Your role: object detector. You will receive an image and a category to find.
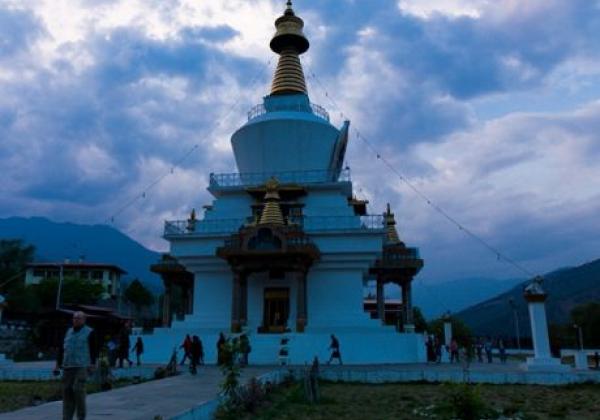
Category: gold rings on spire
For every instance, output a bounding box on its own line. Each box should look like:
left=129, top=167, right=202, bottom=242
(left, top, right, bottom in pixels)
left=269, top=1, right=309, bottom=95
left=259, top=177, right=285, bottom=225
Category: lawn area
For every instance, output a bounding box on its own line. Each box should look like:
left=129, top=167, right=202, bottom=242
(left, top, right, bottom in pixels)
left=0, top=378, right=144, bottom=413
left=248, top=381, right=600, bottom=420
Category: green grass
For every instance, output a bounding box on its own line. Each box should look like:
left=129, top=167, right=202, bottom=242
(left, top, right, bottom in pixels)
left=0, top=378, right=143, bottom=413
left=246, top=382, right=600, bottom=420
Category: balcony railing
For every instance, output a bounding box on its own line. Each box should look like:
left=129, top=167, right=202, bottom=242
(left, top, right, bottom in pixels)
left=247, top=102, right=330, bottom=122
left=209, top=168, right=351, bottom=189
left=164, top=214, right=385, bottom=237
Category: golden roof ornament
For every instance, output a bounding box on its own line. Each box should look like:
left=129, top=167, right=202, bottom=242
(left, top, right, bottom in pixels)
left=259, top=177, right=285, bottom=225
left=384, top=203, right=401, bottom=245
left=269, top=0, right=309, bottom=95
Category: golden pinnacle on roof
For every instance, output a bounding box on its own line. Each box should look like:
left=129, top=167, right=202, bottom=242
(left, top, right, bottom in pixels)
left=384, top=203, right=402, bottom=245
left=269, top=0, right=309, bottom=95
left=259, top=177, right=285, bottom=225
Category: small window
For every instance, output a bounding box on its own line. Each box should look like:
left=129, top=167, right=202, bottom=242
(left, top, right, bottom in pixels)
left=33, top=269, right=45, bottom=277
left=92, top=271, right=103, bottom=280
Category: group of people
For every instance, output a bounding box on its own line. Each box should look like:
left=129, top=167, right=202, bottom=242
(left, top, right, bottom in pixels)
left=216, top=332, right=251, bottom=366
left=105, top=325, right=144, bottom=368
left=425, top=335, right=509, bottom=364
left=179, top=334, right=204, bottom=374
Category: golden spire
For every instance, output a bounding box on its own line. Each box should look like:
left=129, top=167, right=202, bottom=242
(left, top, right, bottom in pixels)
left=384, top=203, right=401, bottom=244
left=259, top=177, right=285, bottom=225
left=269, top=1, right=309, bottom=95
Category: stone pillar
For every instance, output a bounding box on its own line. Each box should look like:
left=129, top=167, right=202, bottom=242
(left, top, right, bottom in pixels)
left=240, top=276, right=248, bottom=326
left=231, top=271, right=243, bottom=333
left=295, top=271, right=307, bottom=332
left=402, top=282, right=415, bottom=332
left=522, top=279, right=567, bottom=371
left=376, top=279, right=385, bottom=325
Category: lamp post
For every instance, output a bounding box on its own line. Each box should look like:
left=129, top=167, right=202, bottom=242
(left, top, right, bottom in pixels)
left=55, top=263, right=64, bottom=310
left=508, top=298, right=521, bottom=350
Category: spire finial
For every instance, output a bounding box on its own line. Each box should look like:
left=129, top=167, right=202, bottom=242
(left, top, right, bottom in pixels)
left=269, top=0, right=309, bottom=95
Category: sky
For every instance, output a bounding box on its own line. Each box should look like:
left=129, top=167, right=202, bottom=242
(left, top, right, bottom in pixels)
left=1, top=0, right=600, bottom=286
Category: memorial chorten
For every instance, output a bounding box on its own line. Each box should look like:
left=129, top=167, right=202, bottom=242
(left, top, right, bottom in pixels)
left=144, top=1, right=425, bottom=364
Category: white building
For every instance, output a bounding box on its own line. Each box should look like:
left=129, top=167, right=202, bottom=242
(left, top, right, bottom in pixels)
left=25, top=262, right=125, bottom=298
left=143, top=2, right=425, bottom=365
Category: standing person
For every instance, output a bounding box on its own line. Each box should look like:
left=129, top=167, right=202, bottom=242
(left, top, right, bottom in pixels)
left=190, top=336, right=202, bottom=375
left=434, top=337, right=442, bottom=363
left=450, top=339, right=459, bottom=363
left=131, top=337, right=144, bottom=366
left=239, top=334, right=251, bottom=366
left=180, top=334, right=192, bottom=366
left=327, top=334, right=343, bottom=365
left=54, top=311, right=97, bottom=420
left=498, top=338, right=507, bottom=364
left=197, top=336, right=204, bottom=365
left=484, top=337, right=493, bottom=363
left=117, top=325, right=132, bottom=368
left=216, top=332, right=226, bottom=365
left=426, top=336, right=435, bottom=363
left=476, top=338, right=484, bottom=363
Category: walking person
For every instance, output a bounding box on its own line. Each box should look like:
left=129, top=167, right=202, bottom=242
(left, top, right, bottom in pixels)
left=190, top=335, right=202, bottom=375
left=54, top=311, right=97, bottom=420
left=327, top=334, right=343, bottom=365
left=180, top=334, right=192, bottom=365
left=239, top=334, right=251, bottom=366
left=484, top=337, right=493, bottom=363
left=117, top=325, right=132, bottom=368
left=450, top=339, right=460, bottom=363
left=498, top=338, right=507, bottom=364
left=131, top=337, right=144, bottom=366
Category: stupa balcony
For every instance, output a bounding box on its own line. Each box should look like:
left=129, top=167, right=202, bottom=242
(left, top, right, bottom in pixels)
left=247, top=101, right=330, bottom=122
left=164, top=214, right=385, bottom=238
left=208, top=168, right=351, bottom=191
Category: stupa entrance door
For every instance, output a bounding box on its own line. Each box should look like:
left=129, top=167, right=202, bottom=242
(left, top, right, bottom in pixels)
left=263, top=287, right=290, bottom=333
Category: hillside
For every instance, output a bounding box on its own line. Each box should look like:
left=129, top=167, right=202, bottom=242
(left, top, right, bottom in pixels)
left=456, top=259, right=600, bottom=337
left=0, top=217, right=163, bottom=291
left=413, top=277, right=523, bottom=319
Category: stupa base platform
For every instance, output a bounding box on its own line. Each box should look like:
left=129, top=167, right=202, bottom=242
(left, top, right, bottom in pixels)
left=140, top=326, right=426, bottom=365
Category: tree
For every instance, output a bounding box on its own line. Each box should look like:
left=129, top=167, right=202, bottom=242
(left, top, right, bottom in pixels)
left=0, top=239, right=35, bottom=292
left=413, top=306, right=428, bottom=333
left=124, top=279, right=154, bottom=320
left=8, top=277, right=104, bottom=314
left=427, top=315, right=473, bottom=346
left=570, top=302, right=600, bottom=348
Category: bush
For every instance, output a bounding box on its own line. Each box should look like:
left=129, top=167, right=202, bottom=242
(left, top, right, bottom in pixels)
left=442, top=383, right=490, bottom=420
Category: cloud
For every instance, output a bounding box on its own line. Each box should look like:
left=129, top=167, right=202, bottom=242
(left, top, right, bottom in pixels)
left=0, top=0, right=599, bottom=284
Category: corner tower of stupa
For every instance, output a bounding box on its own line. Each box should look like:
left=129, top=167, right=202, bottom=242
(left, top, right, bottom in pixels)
left=231, top=1, right=349, bottom=181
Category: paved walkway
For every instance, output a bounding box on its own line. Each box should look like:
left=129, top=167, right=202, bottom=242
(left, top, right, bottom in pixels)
left=0, top=366, right=273, bottom=420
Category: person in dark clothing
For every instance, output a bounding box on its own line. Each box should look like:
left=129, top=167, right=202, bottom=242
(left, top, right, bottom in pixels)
left=117, top=326, right=132, bottom=368
left=190, top=335, right=202, bottom=375
left=54, top=311, right=98, bottom=420
left=239, top=334, right=251, bottom=366
left=434, top=337, right=442, bottom=363
left=131, top=337, right=144, bottom=366
left=327, top=334, right=342, bottom=365
left=180, top=334, right=192, bottom=365
left=216, top=332, right=226, bottom=365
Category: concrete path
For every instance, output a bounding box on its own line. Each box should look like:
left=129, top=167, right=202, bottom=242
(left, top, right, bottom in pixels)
left=0, top=366, right=274, bottom=420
